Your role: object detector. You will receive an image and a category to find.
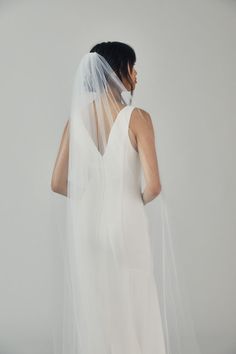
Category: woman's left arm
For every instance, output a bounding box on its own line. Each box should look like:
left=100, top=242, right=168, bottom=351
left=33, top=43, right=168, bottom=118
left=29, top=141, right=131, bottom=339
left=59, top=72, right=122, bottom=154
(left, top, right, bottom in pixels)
left=51, top=119, right=69, bottom=196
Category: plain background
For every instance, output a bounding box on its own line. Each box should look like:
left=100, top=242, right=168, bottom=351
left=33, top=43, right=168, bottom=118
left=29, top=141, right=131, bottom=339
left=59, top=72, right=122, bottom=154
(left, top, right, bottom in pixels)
left=0, top=0, right=235, bottom=353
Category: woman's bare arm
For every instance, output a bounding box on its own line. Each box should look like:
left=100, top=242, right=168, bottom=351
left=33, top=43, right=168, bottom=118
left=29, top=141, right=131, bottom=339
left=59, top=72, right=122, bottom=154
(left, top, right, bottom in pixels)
left=51, top=119, right=69, bottom=196
left=130, top=108, right=161, bottom=205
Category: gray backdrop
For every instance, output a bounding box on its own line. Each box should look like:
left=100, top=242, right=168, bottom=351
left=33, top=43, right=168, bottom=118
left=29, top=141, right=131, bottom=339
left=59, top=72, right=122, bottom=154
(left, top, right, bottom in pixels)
left=0, top=0, right=235, bottom=353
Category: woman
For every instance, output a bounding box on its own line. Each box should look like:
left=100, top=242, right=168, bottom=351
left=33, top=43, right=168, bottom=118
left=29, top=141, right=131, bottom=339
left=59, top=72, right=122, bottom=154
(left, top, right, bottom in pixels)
left=51, top=42, right=161, bottom=205
left=50, top=41, right=201, bottom=354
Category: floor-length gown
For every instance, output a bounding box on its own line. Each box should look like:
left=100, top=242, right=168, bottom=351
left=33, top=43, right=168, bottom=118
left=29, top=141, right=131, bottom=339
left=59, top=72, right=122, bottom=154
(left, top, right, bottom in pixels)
left=67, top=104, right=167, bottom=354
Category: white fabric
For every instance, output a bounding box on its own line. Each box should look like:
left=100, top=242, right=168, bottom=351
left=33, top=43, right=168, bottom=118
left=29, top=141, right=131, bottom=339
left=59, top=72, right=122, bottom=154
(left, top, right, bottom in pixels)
left=51, top=52, right=202, bottom=354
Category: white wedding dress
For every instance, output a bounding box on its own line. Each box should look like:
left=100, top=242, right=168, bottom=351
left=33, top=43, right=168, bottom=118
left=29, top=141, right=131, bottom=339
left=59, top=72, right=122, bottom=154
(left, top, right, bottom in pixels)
left=69, top=104, right=166, bottom=354
left=53, top=52, right=202, bottom=354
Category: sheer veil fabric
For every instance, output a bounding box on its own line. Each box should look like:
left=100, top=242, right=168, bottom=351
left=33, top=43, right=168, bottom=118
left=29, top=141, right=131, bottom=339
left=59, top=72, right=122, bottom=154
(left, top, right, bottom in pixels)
left=51, top=52, right=202, bottom=354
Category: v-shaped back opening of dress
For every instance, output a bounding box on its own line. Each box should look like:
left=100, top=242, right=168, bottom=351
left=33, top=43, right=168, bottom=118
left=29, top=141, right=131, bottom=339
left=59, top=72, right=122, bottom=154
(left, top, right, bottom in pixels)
left=82, top=102, right=130, bottom=158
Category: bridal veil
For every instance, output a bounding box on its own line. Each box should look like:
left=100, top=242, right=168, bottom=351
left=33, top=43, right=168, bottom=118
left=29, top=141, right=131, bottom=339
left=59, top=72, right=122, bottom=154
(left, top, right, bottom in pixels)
left=51, top=51, right=202, bottom=354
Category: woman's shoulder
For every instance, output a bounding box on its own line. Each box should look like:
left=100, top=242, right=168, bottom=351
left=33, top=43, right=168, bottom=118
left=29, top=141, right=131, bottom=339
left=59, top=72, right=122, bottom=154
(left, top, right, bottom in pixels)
left=128, top=106, right=155, bottom=139
left=131, top=105, right=153, bottom=124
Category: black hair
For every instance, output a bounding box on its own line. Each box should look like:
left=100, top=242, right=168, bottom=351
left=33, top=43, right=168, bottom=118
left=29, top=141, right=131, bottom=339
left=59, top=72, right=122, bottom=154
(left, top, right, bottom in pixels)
left=90, top=41, right=136, bottom=95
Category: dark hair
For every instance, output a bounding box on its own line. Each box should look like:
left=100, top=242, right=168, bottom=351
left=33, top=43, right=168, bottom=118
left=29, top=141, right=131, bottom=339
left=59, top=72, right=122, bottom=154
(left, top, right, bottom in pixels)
left=90, top=41, right=136, bottom=95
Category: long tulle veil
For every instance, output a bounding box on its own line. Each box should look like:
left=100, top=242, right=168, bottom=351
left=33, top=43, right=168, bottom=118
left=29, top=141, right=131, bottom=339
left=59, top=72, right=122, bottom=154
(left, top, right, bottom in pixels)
left=50, top=51, right=202, bottom=354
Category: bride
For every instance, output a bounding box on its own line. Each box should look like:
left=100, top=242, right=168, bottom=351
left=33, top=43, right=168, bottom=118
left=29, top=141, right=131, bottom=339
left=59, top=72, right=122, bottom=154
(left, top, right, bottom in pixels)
left=51, top=42, right=161, bottom=204
left=50, top=41, right=201, bottom=354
